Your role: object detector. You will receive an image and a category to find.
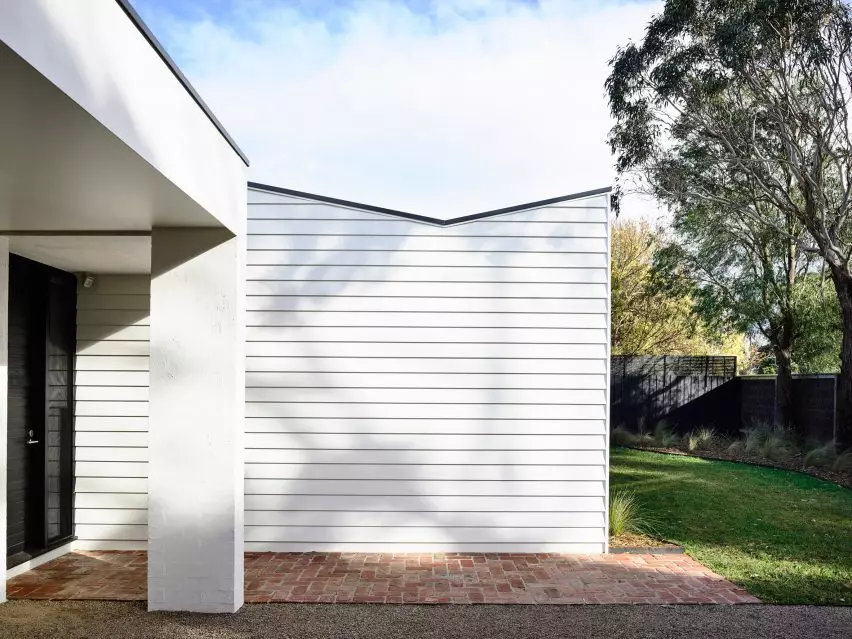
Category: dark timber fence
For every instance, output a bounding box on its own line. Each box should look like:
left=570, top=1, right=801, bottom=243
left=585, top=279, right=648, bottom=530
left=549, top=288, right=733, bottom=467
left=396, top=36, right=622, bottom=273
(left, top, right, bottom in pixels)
left=739, top=375, right=838, bottom=442
left=610, top=356, right=739, bottom=434
left=610, top=355, right=839, bottom=441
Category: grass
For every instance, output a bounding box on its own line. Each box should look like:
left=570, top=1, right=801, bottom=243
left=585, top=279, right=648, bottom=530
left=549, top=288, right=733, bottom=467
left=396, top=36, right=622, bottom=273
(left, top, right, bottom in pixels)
left=835, top=450, right=852, bottom=472
left=610, top=447, right=852, bottom=605
left=760, top=433, right=792, bottom=462
left=804, top=442, right=837, bottom=469
left=686, top=427, right=716, bottom=451
left=609, top=488, right=657, bottom=538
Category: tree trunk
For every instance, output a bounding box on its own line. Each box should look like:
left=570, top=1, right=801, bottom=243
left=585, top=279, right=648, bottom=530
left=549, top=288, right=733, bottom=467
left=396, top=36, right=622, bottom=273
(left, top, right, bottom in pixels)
left=774, top=237, right=796, bottom=432
left=829, top=268, right=852, bottom=451
left=773, top=344, right=794, bottom=431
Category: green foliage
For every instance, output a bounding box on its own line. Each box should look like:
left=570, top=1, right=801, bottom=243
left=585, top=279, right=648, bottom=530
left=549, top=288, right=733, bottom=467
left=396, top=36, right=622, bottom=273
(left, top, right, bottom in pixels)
left=743, top=421, right=796, bottom=460
left=611, top=448, right=852, bottom=604
left=622, top=416, right=851, bottom=475
left=611, top=426, right=637, bottom=447
left=652, top=200, right=831, bottom=384
left=743, top=422, right=772, bottom=453
left=611, top=220, right=746, bottom=358
left=754, top=274, right=844, bottom=374
left=636, top=433, right=656, bottom=447
left=761, top=434, right=792, bottom=462
left=804, top=442, right=837, bottom=468
left=686, top=427, right=716, bottom=451
left=606, top=0, right=852, bottom=443
left=793, top=275, right=843, bottom=373
left=608, top=488, right=657, bottom=538
left=635, top=414, right=649, bottom=437
left=653, top=420, right=680, bottom=447
left=685, top=433, right=699, bottom=451
left=833, top=450, right=852, bottom=472
left=696, top=427, right=718, bottom=450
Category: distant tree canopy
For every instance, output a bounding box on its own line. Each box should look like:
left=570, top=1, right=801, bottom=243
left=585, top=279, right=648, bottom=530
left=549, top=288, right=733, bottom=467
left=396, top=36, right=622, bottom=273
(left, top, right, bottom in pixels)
left=650, top=191, right=823, bottom=427
left=611, top=220, right=747, bottom=362
left=606, top=0, right=852, bottom=445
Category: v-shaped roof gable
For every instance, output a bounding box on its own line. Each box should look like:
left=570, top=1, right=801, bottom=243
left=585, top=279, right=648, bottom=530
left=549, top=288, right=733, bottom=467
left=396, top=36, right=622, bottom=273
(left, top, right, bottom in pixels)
left=248, top=182, right=611, bottom=227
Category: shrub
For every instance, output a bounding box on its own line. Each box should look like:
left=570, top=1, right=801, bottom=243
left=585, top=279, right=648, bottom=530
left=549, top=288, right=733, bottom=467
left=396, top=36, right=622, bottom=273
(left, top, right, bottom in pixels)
left=761, top=434, right=792, bottom=462
left=713, top=434, right=733, bottom=451
left=636, top=433, right=656, bottom=447
left=833, top=450, right=852, bottom=472
left=743, top=421, right=772, bottom=453
left=686, top=432, right=700, bottom=451
left=662, top=432, right=682, bottom=448
left=609, top=489, right=657, bottom=538
left=727, top=439, right=744, bottom=455
left=803, top=442, right=837, bottom=469
left=611, top=426, right=636, bottom=447
left=636, top=415, right=649, bottom=437
left=653, top=420, right=680, bottom=448
left=686, top=427, right=716, bottom=451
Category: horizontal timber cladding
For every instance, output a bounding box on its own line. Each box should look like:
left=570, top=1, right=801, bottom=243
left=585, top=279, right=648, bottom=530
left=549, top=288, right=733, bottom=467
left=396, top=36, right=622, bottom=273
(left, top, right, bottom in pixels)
left=74, top=275, right=150, bottom=550
left=245, top=186, right=611, bottom=552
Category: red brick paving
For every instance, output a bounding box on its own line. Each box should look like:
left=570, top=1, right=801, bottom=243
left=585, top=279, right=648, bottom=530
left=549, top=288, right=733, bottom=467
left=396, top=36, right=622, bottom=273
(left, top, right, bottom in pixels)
left=6, top=551, right=147, bottom=602
left=6, top=551, right=760, bottom=605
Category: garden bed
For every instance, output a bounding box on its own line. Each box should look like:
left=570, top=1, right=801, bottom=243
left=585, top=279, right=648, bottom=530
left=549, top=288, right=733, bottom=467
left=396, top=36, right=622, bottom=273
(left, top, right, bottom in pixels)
left=625, top=444, right=852, bottom=490
left=609, top=531, right=684, bottom=553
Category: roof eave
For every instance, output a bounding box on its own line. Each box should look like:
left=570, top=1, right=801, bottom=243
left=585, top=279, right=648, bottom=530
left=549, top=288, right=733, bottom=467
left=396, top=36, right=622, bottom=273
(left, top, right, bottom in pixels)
left=115, top=0, right=249, bottom=166
left=247, top=182, right=611, bottom=226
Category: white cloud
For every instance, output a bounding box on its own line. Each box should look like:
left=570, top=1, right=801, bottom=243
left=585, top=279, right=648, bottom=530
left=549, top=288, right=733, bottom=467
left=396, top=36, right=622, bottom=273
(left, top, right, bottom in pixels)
left=151, top=0, right=662, bottom=218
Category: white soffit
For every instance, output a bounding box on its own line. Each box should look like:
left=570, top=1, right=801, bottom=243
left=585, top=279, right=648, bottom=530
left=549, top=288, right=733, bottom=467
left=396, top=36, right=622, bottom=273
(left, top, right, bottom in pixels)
left=9, top=236, right=151, bottom=274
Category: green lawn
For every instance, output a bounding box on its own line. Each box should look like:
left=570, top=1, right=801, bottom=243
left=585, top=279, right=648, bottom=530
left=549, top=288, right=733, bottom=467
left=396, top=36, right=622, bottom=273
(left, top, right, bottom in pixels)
left=610, top=447, right=852, bottom=605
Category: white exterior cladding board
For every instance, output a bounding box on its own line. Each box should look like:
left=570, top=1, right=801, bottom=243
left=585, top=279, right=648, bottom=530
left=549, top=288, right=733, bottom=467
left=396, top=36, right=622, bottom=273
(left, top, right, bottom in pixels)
left=245, top=187, right=611, bottom=553
left=74, top=275, right=150, bottom=550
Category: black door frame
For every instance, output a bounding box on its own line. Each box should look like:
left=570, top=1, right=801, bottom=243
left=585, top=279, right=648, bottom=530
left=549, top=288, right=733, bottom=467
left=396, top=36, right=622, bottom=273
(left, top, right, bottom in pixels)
left=6, top=255, right=76, bottom=568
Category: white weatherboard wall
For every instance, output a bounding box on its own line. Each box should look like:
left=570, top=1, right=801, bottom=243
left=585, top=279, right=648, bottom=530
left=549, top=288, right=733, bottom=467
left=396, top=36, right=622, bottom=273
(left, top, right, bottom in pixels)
left=67, top=191, right=611, bottom=555
left=245, top=187, right=611, bottom=552
left=74, top=275, right=150, bottom=550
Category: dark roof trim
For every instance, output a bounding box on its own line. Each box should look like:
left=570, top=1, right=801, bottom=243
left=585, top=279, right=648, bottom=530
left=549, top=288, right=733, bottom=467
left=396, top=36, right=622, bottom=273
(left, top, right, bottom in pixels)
left=115, top=0, right=250, bottom=166
left=247, top=182, right=612, bottom=226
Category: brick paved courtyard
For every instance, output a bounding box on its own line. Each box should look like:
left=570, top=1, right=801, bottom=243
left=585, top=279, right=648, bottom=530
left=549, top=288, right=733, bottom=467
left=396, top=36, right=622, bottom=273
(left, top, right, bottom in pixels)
left=6, top=551, right=759, bottom=605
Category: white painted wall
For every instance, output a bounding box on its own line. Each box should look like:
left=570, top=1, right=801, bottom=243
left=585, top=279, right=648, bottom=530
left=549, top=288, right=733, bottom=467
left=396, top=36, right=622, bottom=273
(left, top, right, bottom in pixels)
left=0, top=239, right=9, bottom=601
left=74, top=275, right=150, bottom=550
left=147, top=228, right=245, bottom=613
left=0, top=0, right=246, bottom=232
left=67, top=188, right=611, bottom=557
left=244, top=187, right=611, bottom=552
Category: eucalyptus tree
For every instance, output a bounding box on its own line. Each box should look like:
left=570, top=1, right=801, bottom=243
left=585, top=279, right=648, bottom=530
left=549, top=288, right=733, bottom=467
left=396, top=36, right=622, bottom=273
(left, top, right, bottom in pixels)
left=654, top=198, right=817, bottom=429
left=607, top=0, right=852, bottom=447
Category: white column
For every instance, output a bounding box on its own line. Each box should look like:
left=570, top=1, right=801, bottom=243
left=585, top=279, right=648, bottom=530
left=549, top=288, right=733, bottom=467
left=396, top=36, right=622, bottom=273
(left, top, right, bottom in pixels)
left=0, top=238, right=8, bottom=603
left=147, top=228, right=245, bottom=613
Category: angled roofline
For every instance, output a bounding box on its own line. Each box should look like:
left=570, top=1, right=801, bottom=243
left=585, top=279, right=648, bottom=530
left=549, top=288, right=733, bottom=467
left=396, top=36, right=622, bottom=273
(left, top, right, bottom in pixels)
left=247, top=182, right=612, bottom=226
left=115, top=0, right=250, bottom=166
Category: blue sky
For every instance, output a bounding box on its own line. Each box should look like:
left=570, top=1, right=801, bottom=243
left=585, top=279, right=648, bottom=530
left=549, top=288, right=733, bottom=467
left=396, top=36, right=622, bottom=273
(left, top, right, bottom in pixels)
left=129, top=0, right=660, bottom=216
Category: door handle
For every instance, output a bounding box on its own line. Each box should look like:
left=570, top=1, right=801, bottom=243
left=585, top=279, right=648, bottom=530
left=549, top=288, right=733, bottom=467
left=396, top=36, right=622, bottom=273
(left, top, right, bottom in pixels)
left=26, top=429, right=39, bottom=445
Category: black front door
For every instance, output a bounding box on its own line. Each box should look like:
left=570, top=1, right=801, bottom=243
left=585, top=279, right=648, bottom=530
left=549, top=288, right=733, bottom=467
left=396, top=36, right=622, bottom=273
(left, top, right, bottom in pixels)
left=6, top=254, right=76, bottom=567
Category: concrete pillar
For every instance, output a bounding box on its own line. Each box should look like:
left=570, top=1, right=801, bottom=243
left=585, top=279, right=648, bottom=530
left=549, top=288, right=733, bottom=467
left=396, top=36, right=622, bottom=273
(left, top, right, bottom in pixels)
left=0, top=238, right=8, bottom=603
left=147, top=228, right=245, bottom=613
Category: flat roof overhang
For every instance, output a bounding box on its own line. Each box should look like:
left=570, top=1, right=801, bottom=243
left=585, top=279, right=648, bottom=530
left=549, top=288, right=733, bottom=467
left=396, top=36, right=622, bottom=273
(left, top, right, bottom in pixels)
left=0, top=0, right=248, bottom=239
left=0, top=42, right=219, bottom=233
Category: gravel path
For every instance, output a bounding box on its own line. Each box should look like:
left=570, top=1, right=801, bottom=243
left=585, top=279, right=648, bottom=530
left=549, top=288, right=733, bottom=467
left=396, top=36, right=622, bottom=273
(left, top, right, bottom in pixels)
left=0, top=601, right=850, bottom=639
